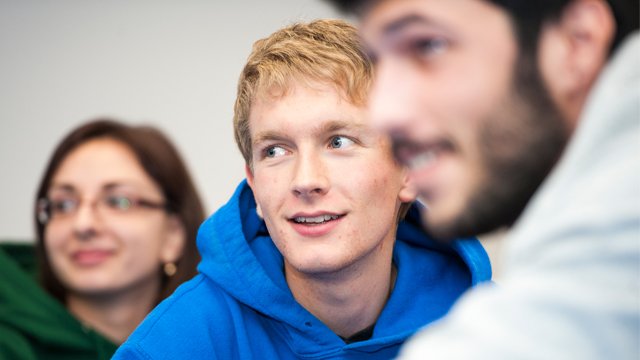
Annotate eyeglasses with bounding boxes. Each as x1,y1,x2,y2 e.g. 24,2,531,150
37,193,168,225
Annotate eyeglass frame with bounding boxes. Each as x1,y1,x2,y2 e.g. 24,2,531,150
37,193,170,225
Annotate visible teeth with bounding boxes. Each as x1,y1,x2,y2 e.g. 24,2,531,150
408,151,436,170
294,214,339,224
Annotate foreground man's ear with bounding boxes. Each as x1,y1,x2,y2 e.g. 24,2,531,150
537,0,615,131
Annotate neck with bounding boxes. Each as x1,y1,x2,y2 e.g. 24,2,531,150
66,276,161,344
286,240,397,339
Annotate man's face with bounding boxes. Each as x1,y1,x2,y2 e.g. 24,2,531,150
361,0,567,239
246,81,414,278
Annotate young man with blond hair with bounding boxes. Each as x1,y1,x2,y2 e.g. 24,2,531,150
114,19,491,359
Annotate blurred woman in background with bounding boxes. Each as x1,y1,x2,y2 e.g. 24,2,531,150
0,119,205,359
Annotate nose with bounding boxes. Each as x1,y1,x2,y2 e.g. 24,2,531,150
291,150,329,199
369,58,413,135
72,201,101,241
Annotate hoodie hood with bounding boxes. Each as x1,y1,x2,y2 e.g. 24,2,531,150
197,180,491,354
397,203,492,287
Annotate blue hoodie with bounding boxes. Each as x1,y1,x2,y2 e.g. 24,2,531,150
114,181,491,359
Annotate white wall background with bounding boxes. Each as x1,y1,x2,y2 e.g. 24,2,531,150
0,0,345,241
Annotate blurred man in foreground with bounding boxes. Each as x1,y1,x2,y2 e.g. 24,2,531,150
327,0,639,358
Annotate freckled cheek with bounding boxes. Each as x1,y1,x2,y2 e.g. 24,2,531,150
364,172,398,202
253,175,285,215
342,227,359,244
359,171,401,222
265,220,289,256
275,228,288,249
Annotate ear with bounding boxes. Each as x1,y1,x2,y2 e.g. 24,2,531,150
398,168,418,203
538,0,615,130
160,215,186,264
245,163,254,189
245,164,264,219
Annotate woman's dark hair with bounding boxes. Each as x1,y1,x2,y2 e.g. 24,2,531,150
34,118,205,304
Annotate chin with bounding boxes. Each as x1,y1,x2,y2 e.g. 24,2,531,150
289,257,350,276
66,276,116,293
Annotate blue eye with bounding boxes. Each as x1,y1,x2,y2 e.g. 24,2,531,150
265,145,287,158
329,136,354,149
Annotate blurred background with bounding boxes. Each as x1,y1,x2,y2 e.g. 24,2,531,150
0,0,343,241
0,0,504,279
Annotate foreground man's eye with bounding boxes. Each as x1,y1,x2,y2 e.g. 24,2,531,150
413,37,449,58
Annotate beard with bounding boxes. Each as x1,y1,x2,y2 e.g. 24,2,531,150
425,54,569,241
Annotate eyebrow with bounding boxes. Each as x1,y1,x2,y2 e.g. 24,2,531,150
382,13,450,37
252,131,289,147
319,119,366,134
47,182,141,195
47,184,76,194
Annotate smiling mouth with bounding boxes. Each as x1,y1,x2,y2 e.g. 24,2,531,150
72,249,114,266
291,214,344,225
392,136,454,171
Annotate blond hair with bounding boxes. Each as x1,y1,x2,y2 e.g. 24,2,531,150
233,19,372,167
